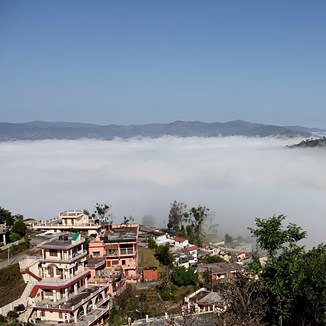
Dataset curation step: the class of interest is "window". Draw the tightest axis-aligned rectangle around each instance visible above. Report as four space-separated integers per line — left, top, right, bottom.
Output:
41 311 45 317
59 312 63 319
92 251 100 257
120 249 126 255
112 260 119 266
127 248 133 254
49 250 57 257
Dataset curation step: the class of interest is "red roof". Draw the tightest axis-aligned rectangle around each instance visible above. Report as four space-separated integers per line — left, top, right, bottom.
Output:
186 245 198 251
174 237 187 243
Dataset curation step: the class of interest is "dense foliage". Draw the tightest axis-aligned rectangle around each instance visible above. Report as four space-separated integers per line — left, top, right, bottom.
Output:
218 215 326 326
154 244 174 267
0 208 26 245
171 266 198 286
199 254 225 263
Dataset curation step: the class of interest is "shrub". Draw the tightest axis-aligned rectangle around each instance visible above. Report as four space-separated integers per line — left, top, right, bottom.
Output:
7 310 18 318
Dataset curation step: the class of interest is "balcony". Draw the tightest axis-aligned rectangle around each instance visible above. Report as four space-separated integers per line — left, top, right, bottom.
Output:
32 285 108 311
78 304 111 326
38 268 90 287
40 250 87 264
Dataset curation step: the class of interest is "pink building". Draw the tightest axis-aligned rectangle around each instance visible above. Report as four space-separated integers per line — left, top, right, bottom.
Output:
88 224 140 284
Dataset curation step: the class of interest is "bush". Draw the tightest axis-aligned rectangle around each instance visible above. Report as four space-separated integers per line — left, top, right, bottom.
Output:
7 310 18 318
9 232 20 242
199 254 225 263
160 290 172 301
171 266 198 286
147 237 157 249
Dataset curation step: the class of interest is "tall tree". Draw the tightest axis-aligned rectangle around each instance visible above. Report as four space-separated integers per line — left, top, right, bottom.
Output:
184 205 210 246
154 244 175 267
167 201 187 231
0 207 15 227
295 244 326 325
217 271 268 326
154 243 175 281
224 233 233 245
85 203 112 224
11 220 26 236
249 215 307 326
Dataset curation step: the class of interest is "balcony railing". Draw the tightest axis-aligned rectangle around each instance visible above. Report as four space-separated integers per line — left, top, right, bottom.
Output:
38 268 90 287
78 305 111 326
37 238 85 250
32 285 108 311
41 250 87 264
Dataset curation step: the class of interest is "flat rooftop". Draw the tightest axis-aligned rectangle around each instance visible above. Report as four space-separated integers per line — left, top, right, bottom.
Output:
38 234 84 249
103 226 137 243
197 262 240 273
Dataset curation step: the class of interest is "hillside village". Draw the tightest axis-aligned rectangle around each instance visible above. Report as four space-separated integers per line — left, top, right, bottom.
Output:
0 205 325 326
0 204 256 326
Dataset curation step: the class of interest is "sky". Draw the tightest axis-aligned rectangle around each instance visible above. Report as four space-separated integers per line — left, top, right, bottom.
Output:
0 1 326 127
1 137 325 247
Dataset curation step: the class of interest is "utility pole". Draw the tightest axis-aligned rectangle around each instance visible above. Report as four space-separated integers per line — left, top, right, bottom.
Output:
7 246 10 265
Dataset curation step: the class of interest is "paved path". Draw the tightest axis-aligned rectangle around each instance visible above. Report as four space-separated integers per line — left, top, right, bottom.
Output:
0 236 43 269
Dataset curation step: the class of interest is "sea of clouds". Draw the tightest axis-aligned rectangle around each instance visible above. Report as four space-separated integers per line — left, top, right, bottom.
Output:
0 136 325 247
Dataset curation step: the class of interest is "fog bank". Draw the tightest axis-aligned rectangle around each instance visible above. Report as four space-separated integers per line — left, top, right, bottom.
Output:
0 137 325 246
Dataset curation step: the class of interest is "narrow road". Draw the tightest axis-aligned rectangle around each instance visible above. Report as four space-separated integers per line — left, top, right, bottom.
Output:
0 236 43 269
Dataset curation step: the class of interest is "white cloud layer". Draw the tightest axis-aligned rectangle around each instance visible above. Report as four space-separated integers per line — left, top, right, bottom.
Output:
1 137 325 247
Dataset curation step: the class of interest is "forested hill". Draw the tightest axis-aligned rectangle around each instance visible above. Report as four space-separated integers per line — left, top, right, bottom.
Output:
287 137 326 148
0 120 318 141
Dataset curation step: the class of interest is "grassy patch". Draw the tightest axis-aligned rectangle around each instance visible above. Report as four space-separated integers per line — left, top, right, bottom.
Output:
138 247 162 270
0 263 26 308
172 284 197 302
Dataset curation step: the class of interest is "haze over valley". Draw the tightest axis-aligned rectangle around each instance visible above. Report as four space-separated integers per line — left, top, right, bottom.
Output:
1 135 325 247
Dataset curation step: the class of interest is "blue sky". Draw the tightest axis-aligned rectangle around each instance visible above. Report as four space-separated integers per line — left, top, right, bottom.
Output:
0 0 325 127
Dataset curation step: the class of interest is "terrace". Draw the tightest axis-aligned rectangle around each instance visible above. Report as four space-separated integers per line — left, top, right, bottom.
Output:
37 268 90 286
33 285 108 311
78 305 111 326
103 226 137 243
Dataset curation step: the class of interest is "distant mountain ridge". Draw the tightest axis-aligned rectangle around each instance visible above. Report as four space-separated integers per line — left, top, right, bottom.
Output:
0 120 322 141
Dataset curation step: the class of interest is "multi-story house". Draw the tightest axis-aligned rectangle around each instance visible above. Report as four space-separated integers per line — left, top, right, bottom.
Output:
32 210 101 236
20 233 110 325
88 223 140 283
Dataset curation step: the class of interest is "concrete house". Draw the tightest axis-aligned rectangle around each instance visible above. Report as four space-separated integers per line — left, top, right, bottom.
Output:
33 210 102 236
88 223 140 283
19 233 110 325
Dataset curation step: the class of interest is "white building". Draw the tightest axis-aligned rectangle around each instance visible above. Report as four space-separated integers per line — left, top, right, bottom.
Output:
19 233 110 325
33 210 102 236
